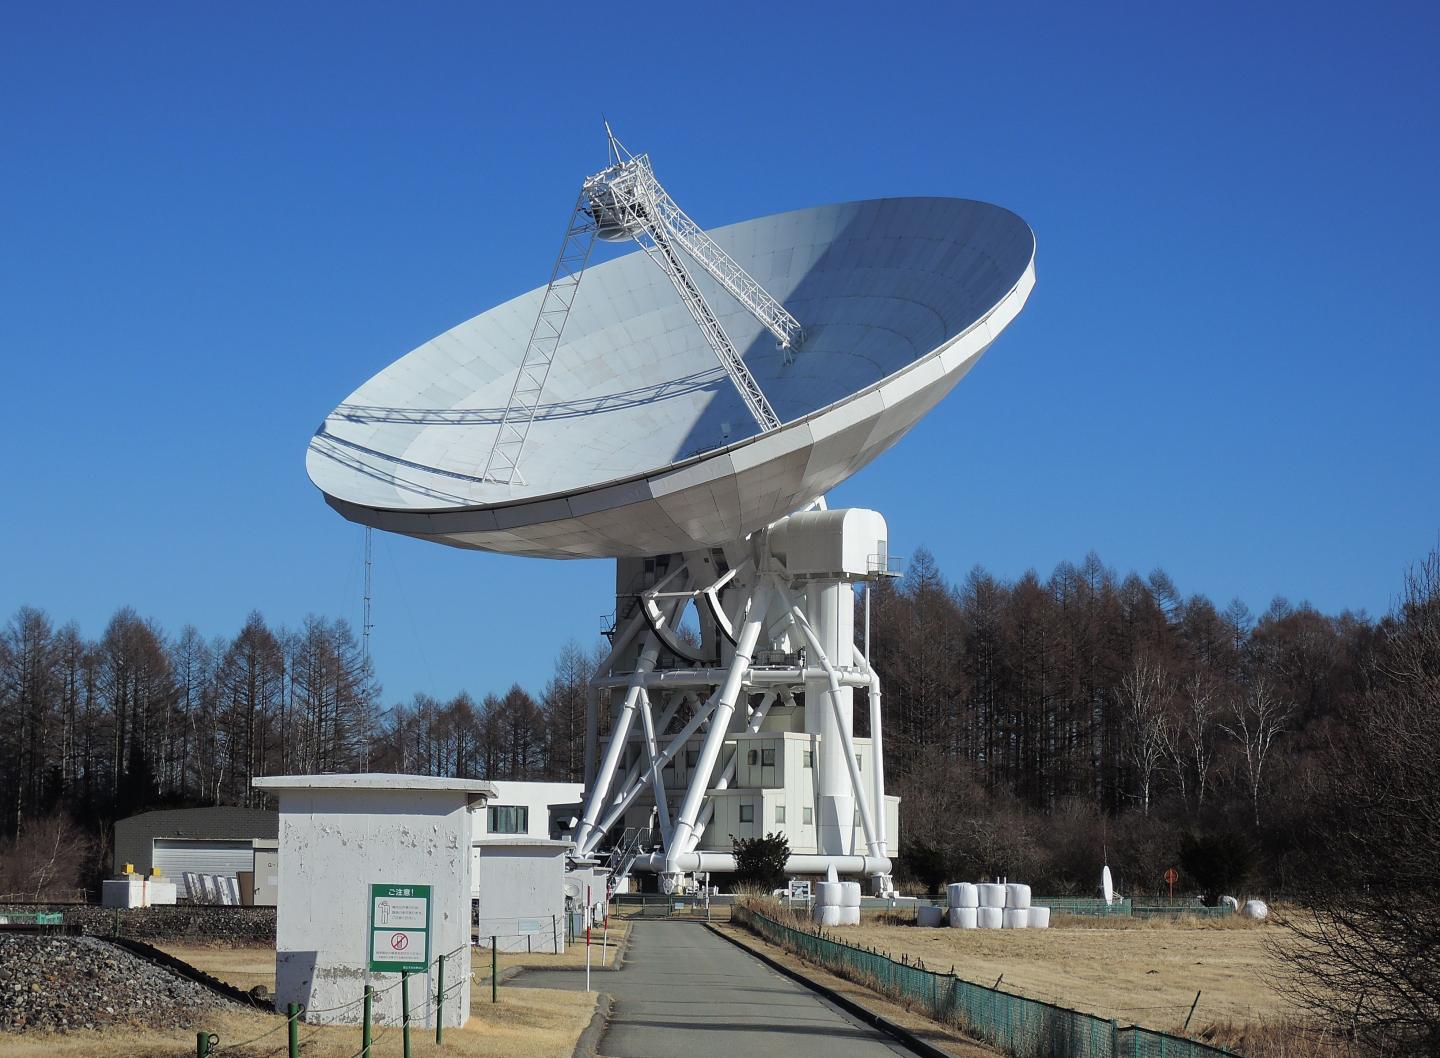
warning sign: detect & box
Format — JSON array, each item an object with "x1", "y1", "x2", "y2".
[{"x1": 368, "y1": 884, "x2": 431, "y2": 973}]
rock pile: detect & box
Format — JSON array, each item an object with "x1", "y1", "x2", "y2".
[{"x1": 0, "y1": 935, "x2": 230, "y2": 1031}]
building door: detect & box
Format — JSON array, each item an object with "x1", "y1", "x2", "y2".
[{"x1": 152, "y1": 839, "x2": 255, "y2": 898}]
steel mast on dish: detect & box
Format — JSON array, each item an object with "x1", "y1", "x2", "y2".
[{"x1": 481, "y1": 125, "x2": 803, "y2": 485}]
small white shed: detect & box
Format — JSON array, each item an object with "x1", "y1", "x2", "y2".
[
  {"x1": 473, "y1": 839, "x2": 569, "y2": 954},
  {"x1": 253, "y1": 773, "x2": 494, "y2": 1028}
]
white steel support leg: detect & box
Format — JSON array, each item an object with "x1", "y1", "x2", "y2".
[
  {"x1": 576, "y1": 635, "x2": 660, "y2": 854},
  {"x1": 584, "y1": 608, "x2": 645, "y2": 787},
  {"x1": 775, "y1": 584, "x2": 882, "y2": 859},
  {"x1": 590, "y1": 689, "x2": 719, "y2": 841},
  {"x1": 638, "y1": 689, "x2": 673, "y2": 846},
  {"x1": 696, "y1": 690, "x2": 778, "y2": 834},
  {"x1": 853, "y1": 646, "x2": 888, "y2": 856},
  {"x1": 666, "y1": 581, "x2": 773, "y2": 874}
]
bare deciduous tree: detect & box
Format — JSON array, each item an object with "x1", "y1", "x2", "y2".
[
  {"x1": 1120, "y1": 654, "x2": 1171, "y2": 817},
  {"x1": 1220, "y1": 677, "x2": 1292, "y2": 828},
  {"x1": 1163, "y1": 670, "x2": 1220, "y2": 811},
  {"x1": 1275, "y1": 549, "x2": 1440, "y2": 1055}
]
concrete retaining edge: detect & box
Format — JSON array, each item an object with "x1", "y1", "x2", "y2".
[
  {"x1": 106, "y1": 936, "x2": 261, "y2": 1008},
  {"x1": 570, "y1": 993, "x2": 612, "y2": 1058}
]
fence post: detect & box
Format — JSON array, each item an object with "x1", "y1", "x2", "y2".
[
  {"x1": 491, "y1": 937, "x2": 498, "y2": 1003},
  {"x1": 362, "y1": 986, "x2": 373, "y2": 1057},
  {"x1": 402, "y1": 970, "x2": 412, "y2": 1058},
  {"x1": 436, "y1": 952, "x2": 446, "y2": 1044},
  {"x1": 287, "y1": 1003, "x2": 299, "y2": 1058}
]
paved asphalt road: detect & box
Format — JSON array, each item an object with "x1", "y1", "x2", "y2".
[{"x1": 524, "y1": 919, "x2": 918, "y2": 1058}]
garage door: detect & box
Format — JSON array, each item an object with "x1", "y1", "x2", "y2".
[{"x1": 152, "y1": 839, "x2": 254, "y2": 897}]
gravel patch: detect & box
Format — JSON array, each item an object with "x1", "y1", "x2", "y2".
[
  {"x1": 0, "y1": 904, "x2": 275, "y2": 942},
  {"x1": 0, "y1": 935, "x2": 232, "y2": 1032}
]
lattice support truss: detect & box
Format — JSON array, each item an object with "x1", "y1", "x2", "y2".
[
  {"x1": 481, "y1": 188, "x2": 599, "y2": 486},
  {"x1": 585, "y1": 135, "x2": 802, "y2": 431},
  {"x1": 626, "y1": 159, "x2": 803, "y2": 353},
  {"x1": 635, "y1": 223, "x2": 783, "y2": 432}
]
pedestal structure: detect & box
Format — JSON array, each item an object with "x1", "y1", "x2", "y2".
[{"x1": 252, "y1": 774, "x2": 494, "y2": 1027}]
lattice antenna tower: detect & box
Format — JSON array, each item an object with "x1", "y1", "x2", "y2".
[{"x1": 481, "y1": 124, "x2": 804, "y2": 484}]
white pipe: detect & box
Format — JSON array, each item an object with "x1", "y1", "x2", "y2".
[
  {"x1": 852, "y1": 646, "x2": 887, "y2": 855},
  {"x1": 634, "y1": 851, "x2": 892, "y2": 875},
  {"x1": 774, "y1": 582, "x2": 881, "y2": 859},
  {"x1": 666, "y1": 580, "x2": 772, "y2": 873},
  {"x1": 590, "y1": 667, "x2": 871, "y2": 689},
  {"x1": 576, "y1": 634, "x2": 659, "y2": 854}
]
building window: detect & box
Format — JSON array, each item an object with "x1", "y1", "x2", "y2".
[
  {"x1": 739, "y1": 804, "x2": 754, "y2": 823},
  {"x1": 803, "y1": 807, "x2": 813, "y2": 824},
  {"x1": 775, "y1": 805, "x2": 786, "y2": 823},
  {"x1": 761, "y1": 748, "x2": 776, "y2": 767},
  {"x1": 803, "y1": 750, "x2": 813, "y2": 768},
  {"x1": 747, "y1": 749, "x2": 758, "y2": 766},
  {"x1": 686, "y1": 748, "x2": 699, "y2": 768},
  {"x1": 488, "y1": 805, "x2": 528, "y2": 834}
]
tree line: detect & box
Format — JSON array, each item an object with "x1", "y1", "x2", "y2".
[
  {"x1": 868, "y1": 548, "x2": 1378, "y2": 897},
  {"x1": 0, "y1": 547, "x2": 1406, "y2": 899}
]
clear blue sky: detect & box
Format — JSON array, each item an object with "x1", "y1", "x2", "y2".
[{"x1": 3, "y1": 3, "x2": 1437, "y2": 704}]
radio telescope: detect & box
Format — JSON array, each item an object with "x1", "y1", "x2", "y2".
[{"x1": 307, "y1": 128, "x2": 1036, "y2": 893}]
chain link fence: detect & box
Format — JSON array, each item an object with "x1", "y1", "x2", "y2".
[{"x1": 733, "y1": 905, "x2": 1239, "y2": 1058}]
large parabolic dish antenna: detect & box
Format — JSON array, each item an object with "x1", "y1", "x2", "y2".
[
  {"x1": 307, "y1": 196, "x2": 1036, "y2": 559},
  {"x1": 307, "y1": 137, "x2": 1038, "y2": 892}
]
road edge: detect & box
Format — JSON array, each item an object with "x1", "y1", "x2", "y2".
[{"x1": 704, "y1": 922, "x2": 958, "y2": 1058}]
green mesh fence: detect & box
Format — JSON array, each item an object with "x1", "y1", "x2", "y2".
[
  {"x1": 1035, "y1": 897, "x2": 1133, "y2": 917},
  {"x1": 732, "y1": 906, "x2": 1237, "y2": 1058}
]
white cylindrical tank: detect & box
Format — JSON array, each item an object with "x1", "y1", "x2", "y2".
[
  {"x1": 977, "y1": 906, "x2": 1003, "y2": 929},
  {"x1": 816, "y1": 881, "x2": 844, "y2": 907},
  {"x1": 839, "y1": 881, "x2": 862, "y2": 907},
  {"x1": 1241, "y1": 899, "x2": 1269, "y2": 921},
  {"x1": 1006, "y1": 883, "x2": 1031, "y2": 909},
  {"x1": 1003, "y1": 908, "x2": 1028, "y2": 929},
  {"x1": 948, "y1": 907, "x2": 978, "y2": 929},
  {"x1": 1027, "y1": 906, "x2": 1051, "y2": 929},
  {"x1": 813, "y1": 904, "x2": 842, "y2": 927},
  {"x1": 917, "y1": 904, "x2": 945, "y2": 928},
  {"x1": 838, "y1": 905, "x2": 861, "y2": 926},
  {"x1": 947, "y1": 882, "x2": 979, "y2": 908},
  {"x1": 978, "y1": 883, "x2": 1007, "y2": 908}
]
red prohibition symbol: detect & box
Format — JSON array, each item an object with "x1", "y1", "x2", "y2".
[{"x1": 390, "y1": 932, "x2": 409, "y2": 951}]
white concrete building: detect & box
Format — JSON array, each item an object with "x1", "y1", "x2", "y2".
[
  {"x1": 471, "y1": 780, "x2": 584, "y2": 842},
  {"x1": 254, "y1": 774, "x2": 493, "y2": 1028},
  {"x1": 473, "y1": 839, "x2": 569, "y2": 953}
]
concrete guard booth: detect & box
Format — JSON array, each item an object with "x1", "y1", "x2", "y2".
[{"x1": 253, "y1": 774, "x2": 495, "y2": 1027}]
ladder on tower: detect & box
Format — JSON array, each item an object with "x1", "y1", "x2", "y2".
[{"x1": 480, "y1": 189, "x2": 599, "y2": 486}]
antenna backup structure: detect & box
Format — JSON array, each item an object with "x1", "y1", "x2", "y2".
[{"x1": 307, "y1": 127, "x2": 1037, "y2": 895}]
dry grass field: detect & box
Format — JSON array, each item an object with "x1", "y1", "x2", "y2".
[
  {"x1": 833, "y1": 915, "x2": 1293, "y2": 1033},
  {"x1": 740, "y1": 905, "x2": 1358, "y2": 1058},
  {"x1": 2, "y1": 943, "x2": 598, "y2": 1058}
]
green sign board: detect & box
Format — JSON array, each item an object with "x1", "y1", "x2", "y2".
[{"x1": 367, "y1": 883, "x2": 432, "y2": 973}]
